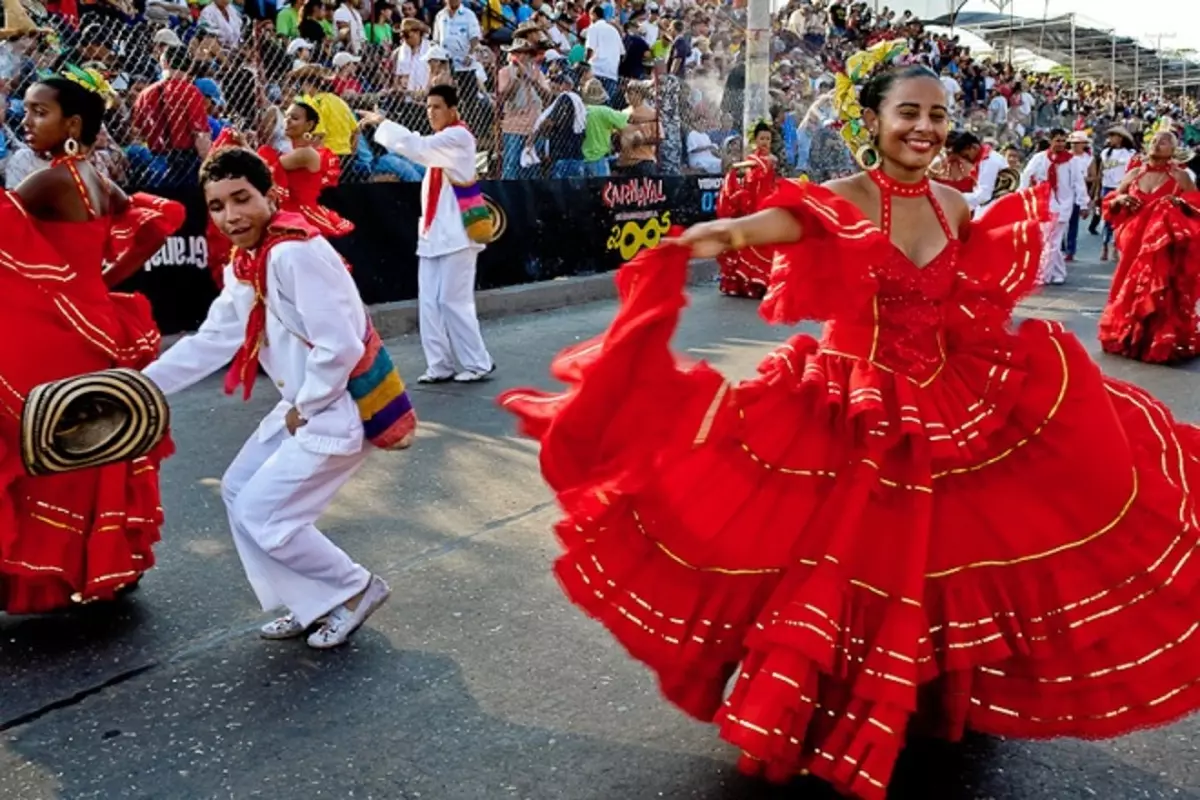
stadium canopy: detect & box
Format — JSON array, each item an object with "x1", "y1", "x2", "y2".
[{"x1": 926, "y1": 11, "x2": 1199, "y2": 92}]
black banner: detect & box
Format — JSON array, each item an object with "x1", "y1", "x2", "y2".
[{"x1": 120, "y1": 176, "x2": 721, "y2": 335}]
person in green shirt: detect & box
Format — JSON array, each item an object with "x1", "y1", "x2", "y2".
[
  {"x1": 364, "y1": 0, "x2": 395, "y2": 46},
  {"x1": 275, "y1": 1, "x2": 300, "y2": 37},
  {"x1": 580, "y1": 77, "x2": 628, "y2": 177}
]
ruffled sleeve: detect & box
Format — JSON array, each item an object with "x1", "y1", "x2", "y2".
[
  {"x1": 949, "y1": 184, "x2": 1053, "y2": 325},
  {"x1": 103, "y1": 194, "x2": 187, "y2": 288},
  {"x1": 756, "y1": 180, "x2": 887, "y2": 325}
]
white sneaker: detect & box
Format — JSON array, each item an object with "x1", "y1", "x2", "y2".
[
  {"x1": 306, "y1": 576, "x2": 391, "y2": 650},
  {"x1": 452, "y1": 363, "x2": 497, "y2": 383},
  {"x1": 260, "y1": 614, "x2": 308, "y2": 640},
  {"x1": 417, "y1": 371, "x2": 454, "y2": 384}
]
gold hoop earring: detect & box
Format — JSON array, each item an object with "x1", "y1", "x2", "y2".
[
  {"x1": 64, "y1": 137, "x2": 80, "y2": 156},
  {"x1": 303, "y1": 132, "x2": 313, "y2": 141},
  {"x1": 855, "y1": 143, "x2": 881, "y2": 171}
]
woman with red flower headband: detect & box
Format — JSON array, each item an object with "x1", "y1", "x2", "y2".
[
  {"x1": 1099, "y1": 127, "x2": 1200, "y2": 363},
  {"x1": 500, "y1": 46, "x2": 1200, "y2": 799},
  {"x1": 0, "y1": 72, "x2": 184, "y2": 613}
]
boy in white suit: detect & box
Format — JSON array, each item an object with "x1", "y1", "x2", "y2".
[{"x1": 144, "y1": 148, "x2": 390, "y2": 650}]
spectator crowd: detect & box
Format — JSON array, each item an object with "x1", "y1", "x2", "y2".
[{"x1": 1, "y1": 0, "x2": 1198, "y2": 190}]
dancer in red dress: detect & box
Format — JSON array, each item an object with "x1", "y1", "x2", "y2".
[
  {"x1": 500, "y1": 54, "x2": 1200, "y2": 800},
  {"x1": 0, "y1": 75, "x2": 184, "y2": 613},
  {"x1": 1098, "y1": 129, "x2": 1200, "y2": 363},
  {"x1": 717, "y1": 121, "x2": 778, "y2": 299}
]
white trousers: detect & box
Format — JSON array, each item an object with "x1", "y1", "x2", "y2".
[
  {"x1": 1041, "y1": 217, "x2": 1070, "y2": 284},
  {"x1": 221, "y1": 429, "x2": 371, "y2": 627},
  {"x1": 418, "y1": 249, "x2": 493, "y2": 376}
]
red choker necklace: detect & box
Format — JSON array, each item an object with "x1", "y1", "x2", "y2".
[
  {"x1": 869, "y1": 168, "x2": 932, "y2": 198},
  {"x1": 1144, "y1": 161, "x2": 1173, "y2": 173}
]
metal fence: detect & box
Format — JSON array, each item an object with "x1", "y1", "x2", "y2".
[{"x1": 0, "y1": 7, "x2": 755, "y2": 190}]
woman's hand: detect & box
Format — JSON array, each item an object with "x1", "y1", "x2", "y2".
[{"x1": 662, "y1": 219, "x2": 744, "y2": 259}]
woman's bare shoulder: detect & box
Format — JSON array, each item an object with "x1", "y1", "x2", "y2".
[
  {"x1": 931, "y1": 181, "x2": 971, "y2": 231},
  {"x1": 823, "y1": 173, "x2": 870, "y2": 203},
  {"x1": 12, "y1": 164, "x2": 75, "y2": 217}
]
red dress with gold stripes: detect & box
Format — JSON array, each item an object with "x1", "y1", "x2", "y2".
[
  {"x1": 259, "y1": 144, "x2": 354, "y2": 239},
  {"x1": 717, "y1": 152, "x2": 777, "y2": 299},
  {"x1": 0, "y1": 165, "x2": 184, "y2": 613},
  {"x1": 1099, "y1": 167, "x2": 1200, "y2": 362},
  {"x1": 499, "y1": 176, "x2": 1200, "y2": 799}
]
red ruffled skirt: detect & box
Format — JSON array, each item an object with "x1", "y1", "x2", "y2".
[
  {"x1": 499, "y1": 244, "x2": 1200, "y2": 798},
  {"x1": 1099, "y1": 192, "x2": 1200, "y2": 362},
  {"x1": 0, "y1": 191, "x2": 183, "y2": 613}
]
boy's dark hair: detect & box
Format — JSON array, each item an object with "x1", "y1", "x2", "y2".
[
  {"x1": 199, "y1": 147, "x2": 274, "y2": 195},
  {"x1": 428, "y1": 83, "x2": 459, "y2": 108},
  {"x1": 1049, "y1": 127, "x2": 1068, "y2": 139}
]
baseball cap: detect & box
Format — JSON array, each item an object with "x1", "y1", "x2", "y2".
[
  {"x1": 332, "y1": 51, "x2": 362, "y2": 68},
  {"x1": 194, "y1": 77, "x2": 226, "y2": 107},
  {"x1": 152, "y1": 28, "x2": 184, "y2": 47}
]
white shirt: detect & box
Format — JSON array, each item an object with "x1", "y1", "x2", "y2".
[
  {"x1": 373, "y1": 119, "x2": 482, "y2": 258},
  {"x1": 145, "y1": 236, "x2": 368, "y2": 456},
  {"x1": 4, "y1": 147, "x2": 50, "y2": 189},
  {"x1": 198, "y1": 2, "x2": 243, "y2": 49},
  {"x1": 584, "y1": 18, "x2": 624, "y2": 80},
  {"x1": 1099, "y1": 147, "x2": 1135, "y2": 189},
  {"x1": 686, "y1": 131, "x2": 721, "y2": 174},
  {"x1": 1072, "y1": 150, "x2": 1094, "y2": 188},
  {"x1": 962, "y1": 150, "x2": 1007, "y2": 211},
  {"x1": 1020, "y1": 150, "x2": 1090, "y2": 216},
  {"x1": 333, "y1": 4, "x2": 366, "y2": 54},
  {"x1": 432, "y1": 5, "x2": 481, "y2": 71},
  {"x1": 987, "y1": 95, "x2": 1007, "y2": 125},
  {"x1": 393, "y1": 38, "x2": 431, "y2": 91},
  {"x1": 642, "y1": 20, "x2": 659, "y2": 46}
]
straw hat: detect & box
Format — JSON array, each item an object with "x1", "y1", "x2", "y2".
[
  {"x1": 0, "y1": 0, "x2": 52, "y2": 40},
  {"x1": 1066, "y1": 130, "x2": 1090, "y2": 144},
  {"x1": 580, "y1": 77, "x2": 608, "y2": 105},
  {"x1": 1105, "y1": 125, "x2": 1136, "y2": 149},
  {"x1": 21, "y1": 368, "x2": 170, "y2": 477},
  {"x1": 290, "y1": 63, "x2": 332, "y2": 81},
  {"x1": 502, "y1": 36, "x2": 538, "y2": 53},
  {"x1": 399, "y1": 17, "x2": 428, "y2": 33}
]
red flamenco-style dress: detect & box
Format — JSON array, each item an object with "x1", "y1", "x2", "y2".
[
  {"x1": 1098, "y1": 164, "x2": 1200, "y2": 363},
  {"x1": 717, "y1": 152, "x2": 778, "y2": 299},
  {"x1": 205, "y1": 132, "x2": 354, "y2": 289},
  {"x1": 0, "y1": 157, "x2": 185, "y2": 613},
  {"x1": 500, "y1": 172, "x2": 1200, "y2": 799}
]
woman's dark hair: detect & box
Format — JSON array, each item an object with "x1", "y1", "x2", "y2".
[
  {"x1": 292, "y1": 101, "x2": 320, "y2": 128},
  {"x1": 948, "y1": 130, "x2": 981, "y2": 154},
  {"x1": 858, "y1": 64, "x2": 940, "y2": 112},
  {"x1": 200, "y1": 147, "x2": 275, "y2": 195},
  {"x1": 752, "y1": 120, "x2": 772, "y2": 138},
  {"x1": 429, "y1": 83, "x2": 459, "y2": 108},
  {"x1": 38, "y1": 78, "x2": 106, "y2": 146}
]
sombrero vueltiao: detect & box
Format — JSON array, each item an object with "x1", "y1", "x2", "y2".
[{"x1": 21, "y1": 368, "x2": 170, "y2": 476}]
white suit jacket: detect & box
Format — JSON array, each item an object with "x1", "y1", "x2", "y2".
[
  {"x1": 963, "y1": 150, "x2": 1008, "y2": 212},
  {"x1": 1020, "y1": 150, "x2": 1090, "y2": 217},
  {"x1": 373, "y1": 119, "x2": 483, "y2": 259},
  {"x1": 144, "y1": 236, "x2": 368, "y2": 456}
]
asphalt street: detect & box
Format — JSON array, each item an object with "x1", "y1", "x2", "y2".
[{"x1": 2, "y1": 229, "x2": 1199, "y2": 800}]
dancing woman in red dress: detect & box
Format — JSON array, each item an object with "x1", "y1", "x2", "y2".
[
  {"x1": 0, "y1": 76, "x2": 184, "y2": 613},
  {"x1": 1098, "y1": 129, "x2": 1200, "y2": 363},
  {"x1": 500, "y1": 58, "x2": 1200, "y2": 800},
  {"x1": 717, "y1": 121, "x2": 779, "y2": 299}
]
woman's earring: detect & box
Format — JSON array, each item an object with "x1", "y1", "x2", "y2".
[
  {"x1": 63, "y1": 137, "x2": 80, "y2": 156},
  {"x1": 855, "y1": 143, "x2": 881, "y2": 171},
  {"x1": 303, "y1": 131, "x2": 313, "y2": 141}
]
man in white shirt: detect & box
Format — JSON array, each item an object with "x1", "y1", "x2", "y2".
[
  {"x1": 1064, "y1": 130, "x2": 1093, "y2": 262},
  {"x1": 1095, "y1": 126, "x2": 1137, "y2": 261},
  {"x1": 393, "y1": 18, "x2": 432, "y2": 94},
  {"x1": 145, "y1": 148, "x2": 393, "y2": 649},
  {"x1": 948, "y1": 132, "x2": 1008, "y2": 216},
  {"x1": 1020, "y1": 128, "x2": 1090, "y2": 285},
  {"x1": 584, "y1": 3, "x2": 624, "y2": 101},
  {"x1": 432, "y1": 0, "x2": 481, "y2": 74},
  {"x1": 197, "y1": 0, "x2": 242, "y2": 50},
  {"x1": 363, "y1": 85, "x2": 496, "y2": 383}
]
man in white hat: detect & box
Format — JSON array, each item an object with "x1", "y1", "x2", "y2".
[
  {"x1": 393, "y1": 18, "x2": 431, "y2": 94},
  {"x1": 361, "y1": 85, "x2": 496, "y2": 383},
  {"x1": 1064, "y1": 129, "x2": 1094, "y2": 262}
]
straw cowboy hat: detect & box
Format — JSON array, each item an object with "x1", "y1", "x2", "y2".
[
  {"x1": 1066, "y1": 130, "x2": 1090, "y2": 144},
  {"x1": 1106, "y1": 125, "x2": 1136, "y2": 149},
  {"x1": 502, "y1": 36, "x2": 538, "y2": 53},
  {"x1": 399, "y1": 17, "x2": 428, "y2": 34},
  {"x1": 21, "y1": 368, "x2": 170, "y2": 477},
  {"x1": 0, "y1": 0, "x2": 52, "y2": 40},
  {"x1": 580, "y1": 77, "x2": 608, "y2": 105}
]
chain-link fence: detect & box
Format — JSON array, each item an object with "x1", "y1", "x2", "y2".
[{"x1": 0, "y1": 1, "x2": 760, "y2": 191}]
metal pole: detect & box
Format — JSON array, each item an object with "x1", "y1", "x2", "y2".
[
  {"x1": 743, "y1": 0, "x2": 771, "y2": 135},
  {"x1": 1070, "y1": 14, "x2": 1076, "y2": 86},
  {"x1": 1135, "y1": 44, "x2": 1139, "y2": 103},
  {"x1": 1159, "y1": 34, "x2": 1164, "y2": 99},
  {"x1": 1111, "y1": 34, "x2": 1117, "y2": 115}
]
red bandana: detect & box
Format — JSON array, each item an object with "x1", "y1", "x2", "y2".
[
  {"x1": 224, "y1": 212, "x2": 320, "y2": 400},
  {"x1": 423, "y1": 120, "x2": 467, "y2": 235},
  {"x1": 1045, "y1": 149, "x2": 1073, "y2": 194}
]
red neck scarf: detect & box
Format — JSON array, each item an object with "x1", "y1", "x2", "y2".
[
  {"x1": 1045, "y1": 149, "x2": 1073, "y2": 194},
  {"x1": 424, "y1": 120, "x2": 468, "y2": 234},
  {"x1": 224, "y1": 212, "x2": 320, "y2": 400}
]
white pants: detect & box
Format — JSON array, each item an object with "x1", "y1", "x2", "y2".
[
  {"x1": 221, "y1": 429, "x2": 371, "y2": 627},
  {"x1": 418, "y1": 249, "x2": 493, "y2": 376},
  {"x1": 1041, "y1": 217, "x2": 1070, "y2": 284}
]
